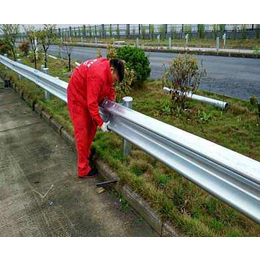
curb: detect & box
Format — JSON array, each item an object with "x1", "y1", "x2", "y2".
[{"x1": 5, "y1": 80, "x2": 180, "y2": 237}]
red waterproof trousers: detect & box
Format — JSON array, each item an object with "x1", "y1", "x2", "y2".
[{"x1": 67, "y1": 58, "x2": 115, "y2": 177}]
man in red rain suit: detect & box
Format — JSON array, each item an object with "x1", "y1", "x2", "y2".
[{"x1": 67, "y1": 58, "x2": 124, "y2": 178}]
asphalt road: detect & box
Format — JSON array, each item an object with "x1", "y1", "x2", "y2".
[{"x1": 48, "y1": 45, "x2": 260, "y2": 101}]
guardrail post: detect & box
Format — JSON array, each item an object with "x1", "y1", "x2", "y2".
[
  {"x1": 216, "y1": 37, "x2": 220, "y2": 52},
  {"x1": 95, "y1": 37, "x2": 97, "y2": 47},
  {"x1": 122, "y1": 96, "x2": 133, "y2": 156},
  {"x1": 157, "y1": 35, "x2": 160, "y2": 49},
  {"x1": 168, "y1": 37, "x2": 171, "y2": 49},
  {"x1": 17, "y1": 59, "x2": 22, "y2": 80},
  {"x1": 136, "y1": 38, "x2": 139, "y2": 48},
  {"x1": 42, "y1": 68, "x2": 51, "y2": 100}
]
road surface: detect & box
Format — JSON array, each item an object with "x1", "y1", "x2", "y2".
[{"x1": 48, "y1": 45, "x2": 260, "y2": 101}]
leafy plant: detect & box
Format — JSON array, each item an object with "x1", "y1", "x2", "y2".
[
  {"x1": 0, "y1": 39, "x2": 10, "y2": 55},
  {"x1": 253, "y1": 45, "x2": 260, "y2": 57},
  {"x1": 183, "y1": 24, "x2": 192, "y2": 36},
  {"x1": 106, "y1": 44, "x2": 135, "y2": 102},
  {"x1": 170, "y1": 25, "x2": 176, "y2": 39},
  {"x1": 241, "y1": 24, "x2": 247, "y2": 39},
  {"x1": 199, "y1": 109, "x2": 213, "y2": 123},
  {"x1": 256, "y1": 24, "x2": 260, "y2": 39},
  {"x1": 197, "y1": 24, "x2": 205, "y2": 39},
  {"x1": 141, "y1": 25, "x2": 146, "y2": 39},
  {"x1": 219, "y1": 24, "x2": 225, "y2": 35},
  {"x1": 159, "y1": 25, "x2": 166, "y2": 39},
  {"x1": 38, "y1": 24, "x2": 56, "y2": 68},
  {"x1": 116, "y1": 45, "x2": 151, "y2": 85},
  {"x1": 116, "y1": 24, "x2": 120, "y2": 39},
  {"x1": 0, "y1": 24, "x2": 20, "y2": 60},
  {"x1": 162, "y1": 54, "x2": 206, "y2": 111},
  {"x1": 212, "y1": 24, "x2": 219, "y2": 39},
  {"x1": 19, "y1": 40, "x2": 30, "y2": 56},
  {"x1": 109, "y1": 24, "x2": 113, "y2": 37},
  {"x1": 23, "y1": 25, "x2": 40, "y2": 69},
  {"x1": 149, "y1": 24, "x2": 155, "y2": 39}
]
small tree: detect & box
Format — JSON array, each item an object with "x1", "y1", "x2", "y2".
[
  {"x1": 219, "y1": 24, "x2": 225, "y2": 35},
  {"x1": 212, "y1": 24, "x2": 219, "y2": 39},
  {"x1": 109, "y1": 24, "x2": 113, "y2": 37},
  {"x1": 162, "y1": 54, "x2": 206, "y2": 111},
  {"x1": 183, "y1": 24, "x2": 192, "y2": 36},
  {"x1": 19, "y1": 41, "x2": 30, "y2": 56},
  {"x1": 170, "y1": 25, "x2": 176, "y2": 39},
  {"x1": 38, "y1": 24, "x2": 56, "y2": 68},
  {"x1": 256, "y1": 24, "x2": 260, "y2": 39},
  {"x1": 0, "y1": 24, "x2": 20, "y2": 60},
  {"x1": 149, "y1": 24, "x2": 155, "y2": 39},
  {"x1": 159, "y1": 24, "x2": 166, "y2": 39},
  {"x1": 116, "y1": 24, "x2": 120, "y2": 39},
  {"x1": 24, "y1": 25, "x2": 40, "y2": 69},
  {"x1": 197, "y1": 24, "x2": 205, "y2": 39},
  {"x1": 88, "y1": 25, "x2": 92, "y2": 38},
  {"x1": 59, "y1": 38, "x2": 74, "y2": 71},
  {"x1": 141, "y1": 25, "x2": 146, "y2": 39},
  {"x1": 241, "y1": 24, "x2": 247, "y2": 39}
]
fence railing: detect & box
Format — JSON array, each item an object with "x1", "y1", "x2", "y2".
[{"x1": 0, "y1": 54, "x2": 259, "y2": 223}]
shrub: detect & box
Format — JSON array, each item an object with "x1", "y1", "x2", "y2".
[
  {"x1": 162, "y1": 53, "x2": 206, "y2": 111},
  {"x1": 116, "y1": 45, "x2": 151, "y2": 85},
  {"x1": 19, "y1": 41, "x2": 30, "y2": 56},
  {"x1": 0, "y1": 39, "x2": 10, "y2": 55},
  {"x1": 106, "y1": 44, "x2": 135, "y2": 102}
]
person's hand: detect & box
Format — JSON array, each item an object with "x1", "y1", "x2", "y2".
[{"x1": 101, "y1": 121, "x2": 110, "y2": 132}]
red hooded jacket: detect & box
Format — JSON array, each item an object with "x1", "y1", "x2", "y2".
[{"x1": 67, "y1": 58, "x2": 115, "y2": 127}]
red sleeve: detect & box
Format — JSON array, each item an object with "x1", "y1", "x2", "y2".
[{"x1": 87, "y1": 78, "x2": 104, "y2": 127}]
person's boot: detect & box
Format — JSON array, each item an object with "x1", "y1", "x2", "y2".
[{"x1": 79, "y1": 169, "x2": 98, "y2": 179}]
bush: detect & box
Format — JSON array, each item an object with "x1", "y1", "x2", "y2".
[
  {"x1": 162, "y1": 53, "x2": 206, "y2": 111},
  {"x1": 0, "y1": 39, "x2": 10, "y2": 55},
  {"x1": 19, "y1": 41, "x2": 30, "y2": 56},
  {"x1": 106, "y1": 44, "x2": 135, "y2": 102},
  {"x1": 116, "y1": 45, "x2": 151, "y2": 85}
]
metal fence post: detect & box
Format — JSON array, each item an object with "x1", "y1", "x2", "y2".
[
  {"x1": 122, "y1": 96, "x2": 133, "y2": 156},
  {"x1": 223, "y1": 33, "x2": 226, "y2": 47},
  {"x1": 157, "y1": 34, "x2": 160, "y2": 49},
  {"x1": 42, "y1": 68, "x2": 51, "y2": 100},
  {"x1": 216, "y1": 37, "x2": 220, "y2": 52},
  {"x1": 168, "y1": 37, "x2": 171, "y2": 49},
  {"x1": 17, "y1": 59, "x2": 22, "y2": 80},
  {"x1": 185, "y1": 34, "x2": 189, "y2": 47},
  {"x1": 136, "y1": 38, "x2": 139, "y2": 48}
]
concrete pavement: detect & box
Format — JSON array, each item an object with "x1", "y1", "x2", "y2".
[{"x1": 0, "y1": 85, "x2": 157, "y2": 237}]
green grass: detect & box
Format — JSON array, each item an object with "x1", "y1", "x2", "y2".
[{"x1": 1, "y1": 52, "x2": 259, "y2": 237}]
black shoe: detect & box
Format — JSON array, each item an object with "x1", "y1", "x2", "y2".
[{"x1": 79, "y1": 169, "x2": 98, "y2": 179}]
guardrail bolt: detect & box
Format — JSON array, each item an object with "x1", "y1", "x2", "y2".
[
  {"x1": 17, "y1": 59, "x2": 22, "y2": 80},
  {"x1": 42, "y1": 67, "x2": 51, "y2": 100},
  {"x1": 122, "y1": 96, "x2": 133, "y2": 156}
]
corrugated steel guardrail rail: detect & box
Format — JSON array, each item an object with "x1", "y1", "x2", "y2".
[{"x1": 0, "y1": 54, "x2": 259, "y2": 223}]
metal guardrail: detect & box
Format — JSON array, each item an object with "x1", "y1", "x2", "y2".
[
  {"x1": 0, "y1": 55, "x2": 67, "y2": 103},
  {"x1": 0, "y1": 55, "x2": 259, "y2": 223}
]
